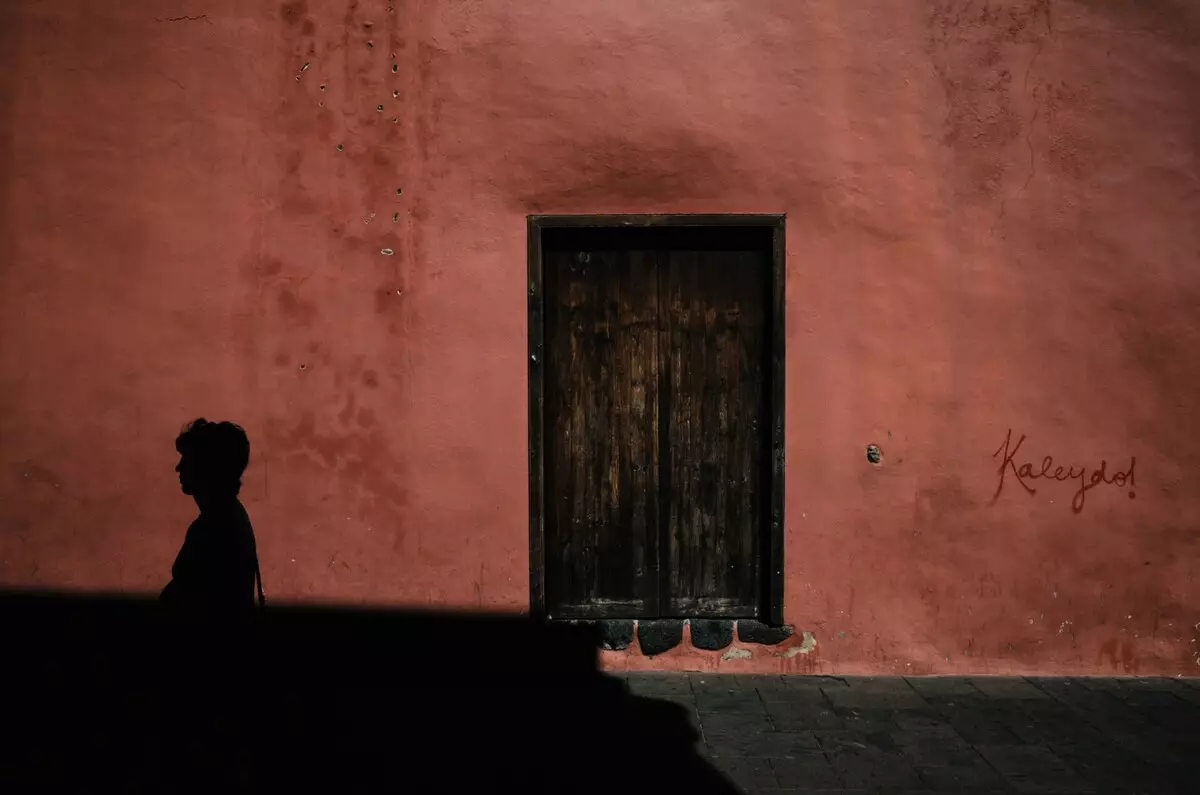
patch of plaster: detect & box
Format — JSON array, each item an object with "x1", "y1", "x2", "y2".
[
  {"x1": 720, "y1": 646, "x2": 752, "y2": 661},
  {"x1": 781, "y1": 631, "x2": 818, "y2": 658}
]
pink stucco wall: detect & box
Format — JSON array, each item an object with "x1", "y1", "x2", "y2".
[{"x1": 1, "y1": 0, "x2": 1198, "y2": 674}]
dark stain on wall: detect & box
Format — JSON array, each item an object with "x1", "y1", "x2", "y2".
[
  {"x1": 337, "y1": 392, "x2": 357, "y2": 427},
  {"x1": 1098, "y1": 637, "x2": 1138, "y2": 674},
  {"x1": 1073, "y1": 0, "x2": 1200, "y2": 48},
  {"x1": 926, "y1": 0, "x2": 1052, "y2": 203},
  {"x1": 516, "y1": 132, "x2": 745, "y2": 209},
  {"x1": 264, "y1": 411, "x2": 410, "y2": 533},
  {"x1": 912, "y1": 475, "x2": 978, "y2": 534},
  {"x1": 277, "y1": 287, "x2": 319, "y2": 328},
  {"x1": 280, "y1": 1, "x2": 308, "y2": 27}
]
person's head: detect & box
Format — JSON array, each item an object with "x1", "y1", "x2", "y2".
[{"x1": 175, "y1": 418, "x2": 250, "y2": 500}]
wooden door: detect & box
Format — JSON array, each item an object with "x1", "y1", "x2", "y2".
[
  {"x1": 544, "y1": 244, "x2": 661, "y2": 618},
  {"x1": 660, "y1": 248, "x2": 770, "y2": 617},
  {"x1": 541, "y1": 227, "x2": 772, "y2": 619}
]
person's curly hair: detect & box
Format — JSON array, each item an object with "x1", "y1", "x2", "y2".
[{"x1": 175, "y1": 418, "x2": 250, "y2": 495}]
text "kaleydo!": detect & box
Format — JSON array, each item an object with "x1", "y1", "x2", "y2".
[{"x1": 990, "y1": 429, "x2": 1135, "y2": 514}]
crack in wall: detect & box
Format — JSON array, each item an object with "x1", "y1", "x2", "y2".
[
  {"x1": 990, "y1": 0, "x2": 1056, "y2": 237},
  {"x1": 157, "y1": 15, "x2": 211, "y2": 24}
]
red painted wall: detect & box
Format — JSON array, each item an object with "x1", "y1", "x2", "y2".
[{"x1": 2, "y1": 0, "x2": 1198, "y2": 674}]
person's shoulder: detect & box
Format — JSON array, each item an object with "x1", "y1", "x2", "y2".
[{"x1": 185, "y1": 514, "x2": 206, "y2": 536}]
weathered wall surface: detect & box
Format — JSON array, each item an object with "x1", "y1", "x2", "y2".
[{"x1": 1, "y1": 0, "x2": 1197, "y2": 673}]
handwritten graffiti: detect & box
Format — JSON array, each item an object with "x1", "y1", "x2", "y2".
[{"x1": 990, "y1": 429, "x2": 1136, "y2": 513}]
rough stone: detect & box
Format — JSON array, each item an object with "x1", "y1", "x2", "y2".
[
  {"x1": 689, "y1": 619, "x2": 734, "y2": 650},
  {"x1": 597, "y1": 619, "x2": 634, "y2": 650},
  {"x1": 638, "y1": 619, "x2": 684, "y2": 656},
  {"x1": 737, "y1": 620, "x2": 794, "y2": 646}
]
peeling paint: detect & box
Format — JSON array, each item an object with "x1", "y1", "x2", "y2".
[
  {"x1": 782, "y1": 631, "x2": 817, "y2": 657},
  {"x1": 720, "y1": 646, "x2": 752, "y2": 661}
]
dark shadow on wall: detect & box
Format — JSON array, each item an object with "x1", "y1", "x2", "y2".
[
  {"x1": 162, "y1": 418, "x2": 264, "y2": 611},
  {"x1": 1, "y1": 591, "x2": 742, "y2": 795}
]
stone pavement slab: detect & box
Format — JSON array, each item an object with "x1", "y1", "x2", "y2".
[{"x1": 613, "y1": 674, "x2": 1200, "y2": 794}]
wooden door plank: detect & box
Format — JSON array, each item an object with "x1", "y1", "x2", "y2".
[
  {"x1": 661, "y1": 248, "x2": 771, "y2": 617},
  {"x1": 544, "y1": 247, "x2": 660, "y2": 617}
]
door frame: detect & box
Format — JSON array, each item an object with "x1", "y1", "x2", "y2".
[{"x1": 527, "y1": 214, "x2": 786, "y2": 624}]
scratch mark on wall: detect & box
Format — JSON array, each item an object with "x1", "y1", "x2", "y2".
[
  {"x1": 1019, "y1": 5, "x2": 1054, "y2": 196},
  {"x1": 1019, "y1": 91, "x2": 1043, "y2": 195},
  {"x1": 157, "y1": 15, "x2": 211, "y2": 24}
]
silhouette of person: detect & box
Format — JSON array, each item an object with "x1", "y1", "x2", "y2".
[{"x1": 160, "y1": 418, "x2": 264, "y2": 609}]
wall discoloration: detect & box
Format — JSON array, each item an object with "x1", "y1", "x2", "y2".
[
  {"x1": 784, "y1": 632, "x2": 818, "y2": 658},
  {"x1": 720, "y1": 647, "x2": 752, "y2": 662},
  {"x1": 1, "y1": 0, "x2": 1198, "y2": 672},
  {"x1": 927, "y1": 0, "x2": 1050, "y2": 203}
]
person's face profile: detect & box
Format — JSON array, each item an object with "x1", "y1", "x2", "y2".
[{"x1": 175, "y1": 455, "x2": 198, "y2": 496}]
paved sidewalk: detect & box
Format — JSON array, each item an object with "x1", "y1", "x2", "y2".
[{"x1": 614, "y1": 674, "x2": 1200, "y2": 794}]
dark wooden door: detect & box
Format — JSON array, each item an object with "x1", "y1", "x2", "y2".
[
  {"x1": 544, "y1": 246, "x2": 661, "y2": 618},
  {"x1": 660, "y1": 249, "x2": 770, "y2": 617},
  {"x1": 542, "y1": 229, "x2": 771, "y2": 619}
]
